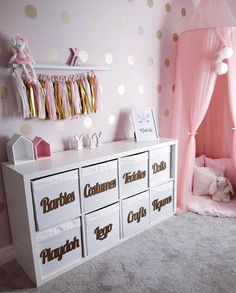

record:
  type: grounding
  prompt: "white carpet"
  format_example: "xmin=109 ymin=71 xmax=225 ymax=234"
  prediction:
xmin=1 ymin=212 xmax=236 ymax=293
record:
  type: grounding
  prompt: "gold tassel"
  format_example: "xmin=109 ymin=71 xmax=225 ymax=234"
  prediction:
xmin=53 ymin=80 xmax=65 ymax=119
xmin=25 ymin=82 xmax=37 ymax=118
xmin=39 ymin=79 xmax=50 ymax=119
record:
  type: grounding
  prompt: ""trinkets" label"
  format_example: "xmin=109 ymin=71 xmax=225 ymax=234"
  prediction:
xmin=123 ymin=170 xmax=146 ymax=184
xmin=152 ymin=161 xmax=167 ymax=174
xmin=40 ymin=236 xmax=80 ymax=264
xmin=40 ymin=191 xmax=75 ymax=214
xmin=152 ymin=196 xmax=172 ymax=212
xmin=94 ymin=223 xmax=113 ymax=240
xmin=127 ymin=207 xmax=147 ymax=223
xmin=84 ymin=179 xmax=116 ymax=198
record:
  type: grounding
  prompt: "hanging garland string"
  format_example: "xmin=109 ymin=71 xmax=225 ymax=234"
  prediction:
xmin=11 ymin=69 xmax=101 ymax=120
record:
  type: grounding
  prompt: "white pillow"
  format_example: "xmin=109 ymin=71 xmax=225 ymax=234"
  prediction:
xmin=193 ymin=166 xmax=220 ymax=196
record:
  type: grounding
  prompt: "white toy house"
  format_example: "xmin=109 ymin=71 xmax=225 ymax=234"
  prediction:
xmin=6 ymin=134 xmax=34 ymax=165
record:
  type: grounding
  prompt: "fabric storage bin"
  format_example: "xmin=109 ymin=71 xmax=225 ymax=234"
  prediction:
xmin=122 ymin=191 xmax=149 ymax=237
xmin=31 ymin=170 xmax=80 ymax=231
xmin=119 ymin=152 xmax=148 ymax=198
xmin=150 ymin=146 xmax=171 ymax=187
xmin=81 ymin=160 xmax=118 ymax=213
xmin=150 ymin=181 xmax=174 ymax=224
xmin=37 ymin=217 xmax=83 ymax=278
xmin=85 ymin=203 xmax=120 ymax=255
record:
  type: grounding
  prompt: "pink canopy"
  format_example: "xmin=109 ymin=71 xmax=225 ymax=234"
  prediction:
xmin=170 ymin=0 xmax=236 ymax=211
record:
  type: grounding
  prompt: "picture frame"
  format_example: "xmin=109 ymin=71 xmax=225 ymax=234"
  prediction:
xmin=131 ymin=108 xmax=159 ymax=142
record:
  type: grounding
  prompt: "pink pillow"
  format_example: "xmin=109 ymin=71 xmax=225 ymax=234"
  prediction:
xmin=195 ymin=155 xmax=205 ymax=167
xmin=205 ymin=157 xmax=234 ymax=184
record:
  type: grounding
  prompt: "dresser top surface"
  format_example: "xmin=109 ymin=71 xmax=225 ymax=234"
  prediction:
xmin=2 ymin=138 xmax=177 ymax=179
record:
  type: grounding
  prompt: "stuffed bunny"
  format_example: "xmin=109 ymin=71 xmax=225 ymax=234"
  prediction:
xmin=208 ymin=176 xmax=234 ymax=202
xmin=9 ymin=35 xmax=36 ymax=83
xmin=74 ymin=135 xmax=83 ymax=150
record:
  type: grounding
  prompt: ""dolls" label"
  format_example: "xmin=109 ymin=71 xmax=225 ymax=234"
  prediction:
xmin=127 ymin=207 xmax=147 ymax=223
xmin=94 ymin=223 xmax=113 ymax=240
xmin=123 ymin=170 xmax=146 ymax=184
xmin=152 ymin=196 xmax=172 ymax=212
xmin=152 ymin=161 xmax=167 ymax=174
xmin=40 ymin=236 xmax=80 ymax=264
xmin=40 ymin=191 xmax=75 ymax=214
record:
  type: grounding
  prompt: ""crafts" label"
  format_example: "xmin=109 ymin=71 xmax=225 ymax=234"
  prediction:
xmin=40 ymin=191 xmax=75 ymax=214
xmin=127 ymin=207 xmax=147 ymax=223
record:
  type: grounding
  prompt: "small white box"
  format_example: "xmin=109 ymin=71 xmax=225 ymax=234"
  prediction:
xmin=150 ymin=181 xmax=174 ymax=224
xmin=122 ymin=191 xmax=149 ymax=237
xmin=150 ymin=146 xmax=171 ymax=187
xmin=81 ymin=160 xmax=119 ymax=213
xmin=119 ymin=152 xmax=148 ymax=198
xmin=32 ymin=170 xmax=80 ymax=231
xmin=37 ymin=218 xmax=83 ymax=278
xmin=85 ymin=203 xmax=120 ymax=256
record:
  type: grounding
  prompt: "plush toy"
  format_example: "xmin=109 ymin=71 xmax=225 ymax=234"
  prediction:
xmin=9 ymin=35 xmax=36 ymax=83
xmin=208 ymin=176 xmax=234 ymax=202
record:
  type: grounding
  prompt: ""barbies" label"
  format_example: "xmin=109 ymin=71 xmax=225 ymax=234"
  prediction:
xmin=40 ymin=191 xmax=75 ymax=214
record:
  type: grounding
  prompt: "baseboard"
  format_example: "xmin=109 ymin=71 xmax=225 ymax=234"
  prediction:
xmin=0 ymin=245 xmax=15 ymax=265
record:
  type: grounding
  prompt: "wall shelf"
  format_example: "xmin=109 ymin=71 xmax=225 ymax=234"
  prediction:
xmin=34 ymin=64 xmax=110 ymax=71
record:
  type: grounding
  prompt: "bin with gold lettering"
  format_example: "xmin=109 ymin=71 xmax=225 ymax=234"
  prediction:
xmin=122 ymin=191 xmax=149 ymax=237
xmin=31 ymin=170 xmax=80 ymax=231
xmin=150 ymin=181 xmax=174 ymax=224
xmin=150 ymin=146 xmax=171 ymax=187
xmin=37 ymin=217 xmax=83 ymax=278
xmin=80 ymin=160 xmax=118 ymax=213
xmin=119 ymin=152 xmax=148 ymax=198
xmin=85 ymin=203 xmax=120 ymax=255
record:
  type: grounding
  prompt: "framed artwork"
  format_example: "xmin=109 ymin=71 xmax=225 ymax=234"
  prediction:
xmin=132 ymin=108 xmax=159 ymax=142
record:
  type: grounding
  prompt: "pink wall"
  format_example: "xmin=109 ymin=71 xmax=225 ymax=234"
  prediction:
xmin=0 ymin=0 xmax=195 ymax=250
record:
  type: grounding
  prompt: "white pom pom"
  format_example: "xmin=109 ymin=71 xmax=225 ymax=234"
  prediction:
xmin=219 ymin=47 xmax=234 ymax=60
xmin=215 ymin=61 xmax=228 ymax=75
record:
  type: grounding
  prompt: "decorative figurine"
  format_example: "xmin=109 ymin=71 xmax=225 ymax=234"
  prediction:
xmin=96 ymin=131 xmax=103 ymax=147
xmin=87 ymin=133 xmax=97 ymax=149
xmin=68 ymin=48 xmax=80 ymax=66
xmin=74 ymin=135 xmax=83 ymax=150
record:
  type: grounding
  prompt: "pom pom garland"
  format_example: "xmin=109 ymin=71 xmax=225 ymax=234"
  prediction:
xmin=215 ymin=61 xmax=228 ymax=75
xmin=214 ymin=46 xmax=233 ymax=75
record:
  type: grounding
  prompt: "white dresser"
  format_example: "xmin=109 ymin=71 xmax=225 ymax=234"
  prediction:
xmin=2 ymin=138 xmax=178 ymax=286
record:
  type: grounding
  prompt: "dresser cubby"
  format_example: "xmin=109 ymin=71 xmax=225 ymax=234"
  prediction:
xmin=2 ymin=138 xmax=177 ymax=286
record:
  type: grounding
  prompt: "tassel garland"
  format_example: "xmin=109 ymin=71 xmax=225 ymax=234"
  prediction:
xmin=11 ymin=71 xmax=101 ymax=119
